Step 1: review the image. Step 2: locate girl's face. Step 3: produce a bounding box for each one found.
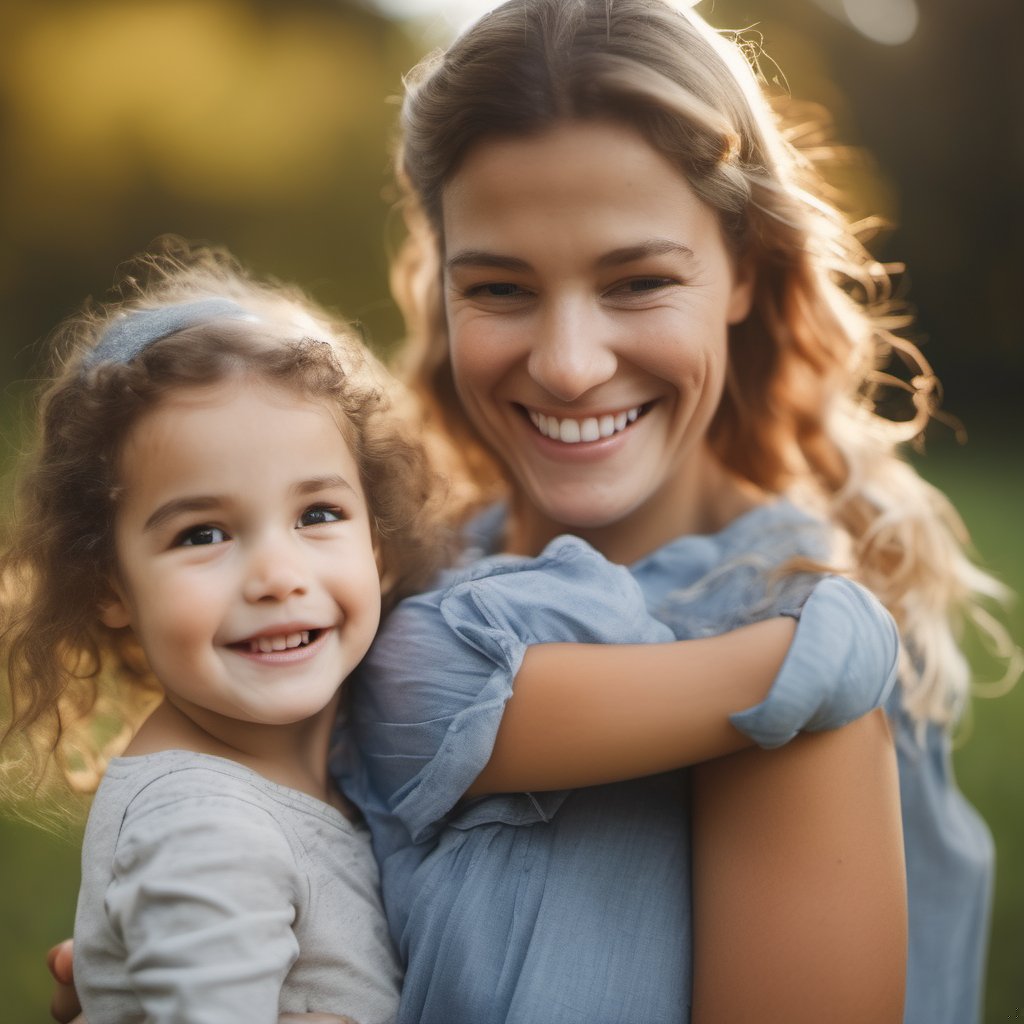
[441,119,754,561]
[101,378,382,739]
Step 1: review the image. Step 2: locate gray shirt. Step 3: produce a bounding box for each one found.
[75,749,400,1024]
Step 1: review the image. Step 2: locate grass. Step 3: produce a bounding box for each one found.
[1,439,1021,1023]
[916,438,1024,1024]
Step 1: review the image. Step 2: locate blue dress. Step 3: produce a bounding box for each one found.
[336,500,992,1024]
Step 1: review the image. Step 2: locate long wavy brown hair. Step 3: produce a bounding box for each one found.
[388,0,1016,725]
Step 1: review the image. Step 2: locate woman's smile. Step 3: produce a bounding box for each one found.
[522,401,650,444]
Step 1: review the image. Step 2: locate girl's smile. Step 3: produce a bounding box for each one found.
[100,378,383,748]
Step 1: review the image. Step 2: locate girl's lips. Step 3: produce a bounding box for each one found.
[228,627,331,664]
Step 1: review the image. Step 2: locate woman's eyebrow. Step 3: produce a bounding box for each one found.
[596,239,696,267]
[445,251,532,273]
[445,240,696,273]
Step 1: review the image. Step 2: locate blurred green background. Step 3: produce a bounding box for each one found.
[1,0,1020,1020]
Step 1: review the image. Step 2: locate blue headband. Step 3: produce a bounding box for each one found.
[84,297,260,368]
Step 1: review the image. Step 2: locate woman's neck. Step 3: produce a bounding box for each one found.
[505,453,767,564]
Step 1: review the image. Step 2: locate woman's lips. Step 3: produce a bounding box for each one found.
[523,403,649,444]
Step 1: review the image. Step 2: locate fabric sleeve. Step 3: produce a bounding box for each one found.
[729,575,900,748]
[352,536,676,843]
[105,776,304,1024]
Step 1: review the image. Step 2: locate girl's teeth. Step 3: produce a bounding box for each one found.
[249,630,312,654]
[528,406,642,444]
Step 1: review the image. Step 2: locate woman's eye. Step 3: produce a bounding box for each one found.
[299,506,344,528]
[177,525,227,547]
[622,277,675,293]
[464,281,529,300]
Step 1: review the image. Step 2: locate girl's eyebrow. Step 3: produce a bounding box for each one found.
[143,475,359,532]
[143,496,222,534]
[295,474,359,498]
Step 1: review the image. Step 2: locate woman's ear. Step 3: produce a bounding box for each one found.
[98,582,132,630]
[726,256,756,325]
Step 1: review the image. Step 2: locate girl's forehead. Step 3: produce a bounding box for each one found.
[120,378,357,476]
[113,382,368,524]
[136,375,332,420]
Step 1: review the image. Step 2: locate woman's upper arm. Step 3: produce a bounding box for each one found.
[690,708,907,1024]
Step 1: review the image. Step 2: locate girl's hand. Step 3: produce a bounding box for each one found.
[280,1017,360,1023]
[46,940,83,1023]
[45,942,360,1024]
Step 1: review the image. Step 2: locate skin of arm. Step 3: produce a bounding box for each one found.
[467,616,796,795]
[690,708,907,1023]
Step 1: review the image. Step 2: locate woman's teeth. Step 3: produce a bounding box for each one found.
[248,631,311,654]
[528,406,640,443]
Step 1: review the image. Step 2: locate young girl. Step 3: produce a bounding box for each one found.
[1,246,446,1023]
[25,240,901,1024]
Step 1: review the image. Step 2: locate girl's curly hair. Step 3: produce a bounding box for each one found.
[1,239,448,791]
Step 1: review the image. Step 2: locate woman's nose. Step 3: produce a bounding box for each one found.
[526,298,618,402]
[241,535,309,603]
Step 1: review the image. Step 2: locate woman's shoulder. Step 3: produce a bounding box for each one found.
[390,531,629,623]
[634,499,838,637]
[649,498,833,569]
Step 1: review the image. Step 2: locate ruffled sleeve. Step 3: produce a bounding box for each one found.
[349,536,675,844]
[729,575,900,748]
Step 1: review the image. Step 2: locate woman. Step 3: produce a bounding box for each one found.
[346,1,994,1022]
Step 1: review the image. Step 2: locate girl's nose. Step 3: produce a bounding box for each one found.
[242,536,309,603]
[526,298,618,402]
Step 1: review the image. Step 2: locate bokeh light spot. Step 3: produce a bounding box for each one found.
[840,0,918,46]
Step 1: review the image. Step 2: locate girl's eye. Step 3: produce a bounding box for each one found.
[177,525,227,547]
[299,505,344,528]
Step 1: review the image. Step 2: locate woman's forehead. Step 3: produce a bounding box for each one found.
[440,121,719,259]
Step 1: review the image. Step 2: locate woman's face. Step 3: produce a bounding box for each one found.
[441,119,754,560]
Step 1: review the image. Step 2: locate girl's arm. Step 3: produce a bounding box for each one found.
[354,544,897,836]
[468,617,793,794]
[691,709,907,1022]
[83,784,305,1024]
[467,575,898,796]
[46,945,360,1024]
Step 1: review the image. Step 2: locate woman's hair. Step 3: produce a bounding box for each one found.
[389,0,1015,725]
[1,240,446,788]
